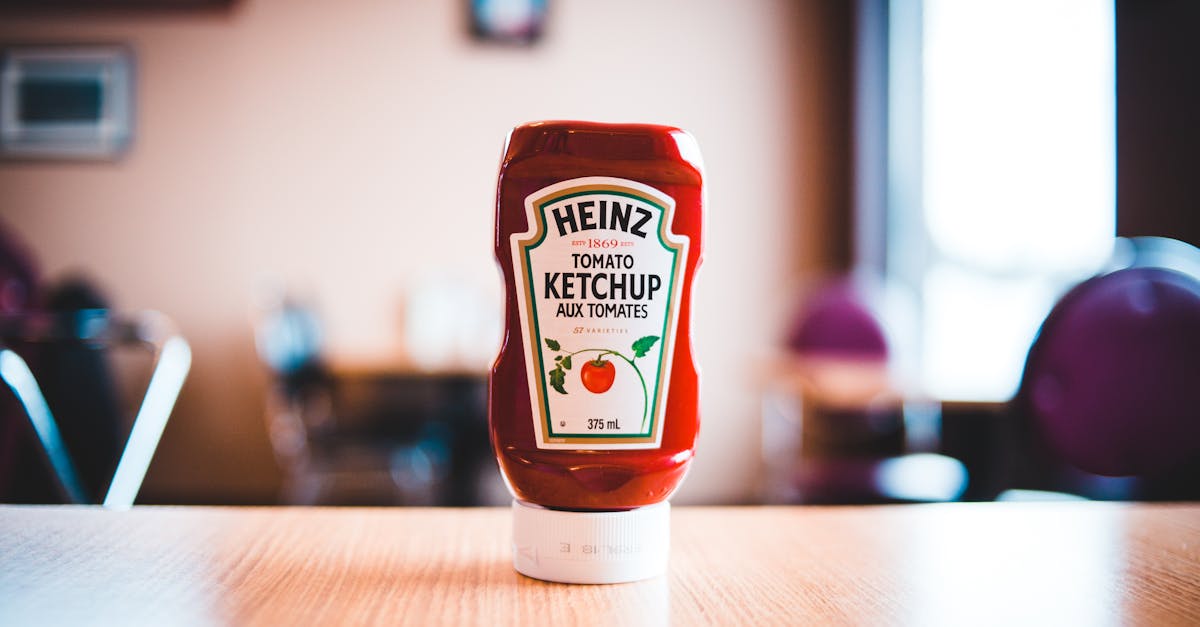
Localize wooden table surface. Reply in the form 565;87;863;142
1;503;1197;626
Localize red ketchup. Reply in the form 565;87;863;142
490;121;704;583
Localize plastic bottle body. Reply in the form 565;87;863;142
490;121;704;512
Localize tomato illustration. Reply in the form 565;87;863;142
580;358;616;393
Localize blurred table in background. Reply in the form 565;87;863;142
264;366;505;507
2;503;1197;625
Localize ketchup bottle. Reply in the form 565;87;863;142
490;121;704;583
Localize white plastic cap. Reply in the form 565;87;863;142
511;499;670;584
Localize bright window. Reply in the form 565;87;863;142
889;0;1115;401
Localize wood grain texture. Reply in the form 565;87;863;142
1;503;1197;626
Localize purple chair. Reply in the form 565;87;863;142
768;279;966;504
786;280;889;359
0;221;39;502
1016;237;1200;493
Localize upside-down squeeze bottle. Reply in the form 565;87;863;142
490;121;704;583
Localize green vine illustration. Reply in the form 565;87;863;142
543;335;660;430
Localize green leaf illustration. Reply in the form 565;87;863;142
545;338;561;351
561;355;572;370
631;336;660;359
549;366;567;394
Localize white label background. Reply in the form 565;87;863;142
511;177;688;450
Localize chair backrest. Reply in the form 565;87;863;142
0;310;191;508
1017;237;1200;479
786;279;889;359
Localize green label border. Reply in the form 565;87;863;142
518;186;683;441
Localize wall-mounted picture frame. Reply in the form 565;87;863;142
0;45;134;160
470;0;547;45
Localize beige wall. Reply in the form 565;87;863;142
0;0;844;504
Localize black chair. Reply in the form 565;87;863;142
0;309;191;508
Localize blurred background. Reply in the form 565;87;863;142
0;0;1197;507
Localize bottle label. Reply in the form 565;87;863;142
511;177;688;450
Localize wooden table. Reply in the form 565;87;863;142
2;503;1197;625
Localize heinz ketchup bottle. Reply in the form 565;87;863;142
490;121;704;583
